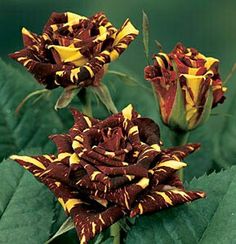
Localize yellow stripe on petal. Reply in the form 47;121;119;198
57;153;72;160
66;12;87;22
128;125;139;136
157;160;187;170
69;153;80;165
10;155;46;170
21;27;36;41
136;177;149;189
55;182;61;187
83;116;92;127
64;54;87;66
70;67;80;82
122;104;133;120
204;57;219;70
188;67;199;75
72;140;81;150
181;74;204;103
113;19;139;46
155;56;165;69
170;189;190;201
109;49;120;61
91;171;101;181
155;191;173;205
65;198;83;212
84;65;94;78
151;144;161;152
48;45;87;66
58;197;66;211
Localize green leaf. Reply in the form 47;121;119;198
0;59;67;161
142;11;150;63
0;154;55;244
126;166;236;243
55;86;80;110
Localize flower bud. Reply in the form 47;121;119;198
145;43;226;131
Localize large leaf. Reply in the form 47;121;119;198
126;166;236;243
0;60;67;161
0;154;55;243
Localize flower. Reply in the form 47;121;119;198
10;105;205;244
9;12;138;89
145;43;226;131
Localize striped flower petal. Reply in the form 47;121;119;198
145;42;226;131
10;105;205;243
9;11;138;89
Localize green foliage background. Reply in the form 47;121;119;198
0;0;236;243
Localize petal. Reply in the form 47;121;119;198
162;143;200;160
49;134;74;154
101;177;150;210
71;205;124;244
21;27;41;47
48;45;88;66
133;118;161;145
10;155;53;174
130;187;205;217
9;47;67;89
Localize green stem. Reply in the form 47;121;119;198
169;130;190;181
110;222;120;244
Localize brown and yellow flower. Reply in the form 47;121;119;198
10;105;205;244
145;43;226;131
9;12;138;89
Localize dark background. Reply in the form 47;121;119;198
1;0;236;77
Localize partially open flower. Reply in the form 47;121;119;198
9;12;138;89
145;43;226;131
10;105;205;244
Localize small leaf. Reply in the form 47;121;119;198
55;86;79;110
45;217;74;244
91;83;118;114
142;11;150;63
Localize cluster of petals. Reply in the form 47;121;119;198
9;11;138;89
11;105;205;243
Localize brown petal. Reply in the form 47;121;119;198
130;186;205;217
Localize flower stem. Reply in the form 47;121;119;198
110;222;120;244
169;130;189;181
